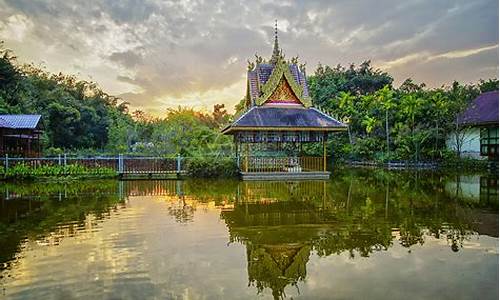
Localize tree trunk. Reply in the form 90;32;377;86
347;125;353;145
385;110;390;155
434;121;439;159
454;115;461;158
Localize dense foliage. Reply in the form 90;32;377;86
307;61;498;161
1;43;497;162
127;105;232;156
0;43;232;156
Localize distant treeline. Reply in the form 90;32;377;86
0;43;497;161
306;61;498;161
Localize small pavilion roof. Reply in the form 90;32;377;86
459;91;498;126
222;106;346;134
0;115;42;129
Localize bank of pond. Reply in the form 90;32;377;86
0;155;495;180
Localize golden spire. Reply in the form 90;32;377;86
270;20;281;64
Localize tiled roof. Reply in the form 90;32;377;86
0;114;42;129
248;70;259;103
459;91;498;125
223;106;346;133
0;118;11;128
256;63;274;85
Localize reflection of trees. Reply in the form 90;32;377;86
0;180;124;270
220;170;497;298
1;170;496;298
166;196;195;223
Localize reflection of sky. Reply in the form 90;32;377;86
1;195;498;299
302;236;498;300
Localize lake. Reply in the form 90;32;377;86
0;169;498;299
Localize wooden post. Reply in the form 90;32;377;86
322;138;326;172
118;154;124;174
176;154;181;175
235;139;240;171
244;143;249;172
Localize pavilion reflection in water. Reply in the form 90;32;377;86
221;181;330;299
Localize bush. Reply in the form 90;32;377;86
440;156;490;171
186;156;238;178
1;163;117;180
45;147;64;156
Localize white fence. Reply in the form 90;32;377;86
1;154;186;174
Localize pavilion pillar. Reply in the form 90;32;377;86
245;143;249;172
234;136;240;171
322;137;326;172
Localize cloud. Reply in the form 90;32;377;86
0;0;497;114
431;44;499;60
0;14;33;42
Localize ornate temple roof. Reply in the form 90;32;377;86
224;22;346;134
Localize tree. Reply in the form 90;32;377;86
309;61;393;108
375;85;395;154
478;79;499;93
337;91;357;144
47;102;81;148
400;94;425;161
362;116;378;135
445;81;479;158
428;91;448;158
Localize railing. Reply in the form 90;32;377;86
0;154;327;176
121;156;179;174
0;155;185;175
239;156;325;173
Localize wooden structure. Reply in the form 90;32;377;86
222;23;346;180
0;115;43;157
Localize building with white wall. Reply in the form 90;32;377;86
447;91;498;159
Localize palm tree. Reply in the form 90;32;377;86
338;91;357;144
429;91;448;158
362;116;378;135
375;85;395;155
401;94;424;161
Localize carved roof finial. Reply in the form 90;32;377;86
270;20;281;64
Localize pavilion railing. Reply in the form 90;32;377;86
0;155;326;175
240;156;325;173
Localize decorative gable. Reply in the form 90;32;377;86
265;76;302;105
255;57;312;107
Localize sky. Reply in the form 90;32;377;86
0;0;498;115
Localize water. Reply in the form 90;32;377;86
0;169;498;299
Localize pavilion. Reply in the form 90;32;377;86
222;23;346;180
0;114;43;157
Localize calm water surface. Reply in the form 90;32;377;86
0;169;498;299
